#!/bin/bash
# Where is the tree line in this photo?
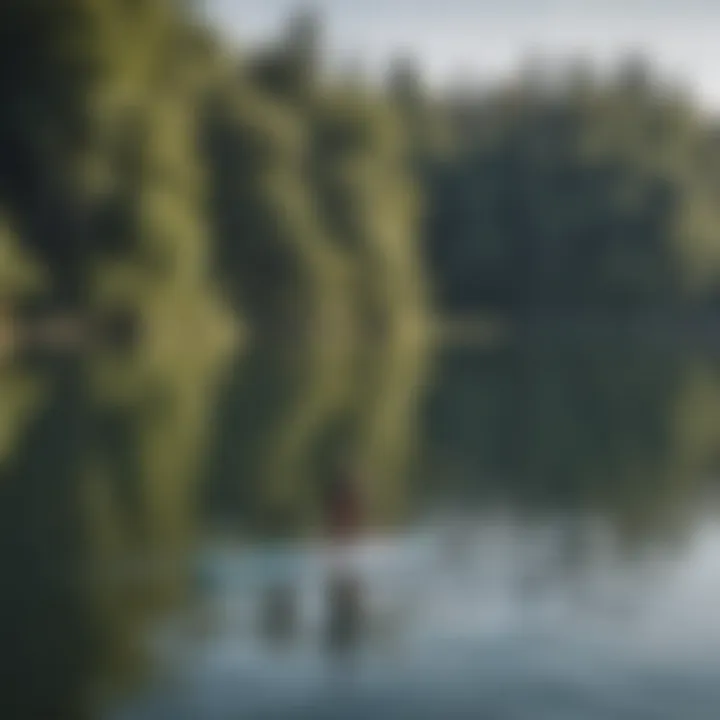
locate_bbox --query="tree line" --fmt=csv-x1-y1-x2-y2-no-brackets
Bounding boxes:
421,59,720,314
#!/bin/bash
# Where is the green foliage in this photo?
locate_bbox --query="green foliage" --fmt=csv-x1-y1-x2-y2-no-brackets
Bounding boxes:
426,69,720,311
308,87,430,520
0,0,430,569
423,339,720,542
6,8,720,715
0,213,44,303
0,364,44,468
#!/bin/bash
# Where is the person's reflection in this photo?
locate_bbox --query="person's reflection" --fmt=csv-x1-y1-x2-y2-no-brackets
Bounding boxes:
260,582,297,647
323,466,365,661
258,506,299,649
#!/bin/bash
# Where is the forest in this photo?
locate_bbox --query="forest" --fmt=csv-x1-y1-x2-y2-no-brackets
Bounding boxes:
4,3,720,717
4,3,720,333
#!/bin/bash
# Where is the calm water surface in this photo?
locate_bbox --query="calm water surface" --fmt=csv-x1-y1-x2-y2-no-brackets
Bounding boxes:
3,336,720,719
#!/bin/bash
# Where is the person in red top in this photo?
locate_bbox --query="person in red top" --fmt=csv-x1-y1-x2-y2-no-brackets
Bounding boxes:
324,465,364,542
322,463,366,659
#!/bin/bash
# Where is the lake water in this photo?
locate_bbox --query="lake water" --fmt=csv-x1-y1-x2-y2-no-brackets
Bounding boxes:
2,334,720,719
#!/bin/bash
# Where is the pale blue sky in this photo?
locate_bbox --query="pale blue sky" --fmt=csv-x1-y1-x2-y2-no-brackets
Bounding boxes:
203,1,720,107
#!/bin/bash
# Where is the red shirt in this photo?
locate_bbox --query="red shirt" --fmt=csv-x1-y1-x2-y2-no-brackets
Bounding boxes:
326,483,363,540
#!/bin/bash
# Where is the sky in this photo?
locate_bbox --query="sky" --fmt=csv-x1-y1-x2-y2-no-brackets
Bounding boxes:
203,0,720,108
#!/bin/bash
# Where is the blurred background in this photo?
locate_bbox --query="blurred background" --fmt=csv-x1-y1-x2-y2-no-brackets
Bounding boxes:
2,1,720,718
